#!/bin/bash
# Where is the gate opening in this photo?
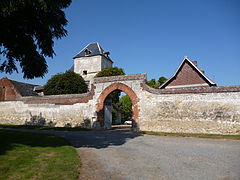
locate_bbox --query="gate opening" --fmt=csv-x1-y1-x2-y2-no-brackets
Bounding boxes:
104,90,133,129
96,83,139,130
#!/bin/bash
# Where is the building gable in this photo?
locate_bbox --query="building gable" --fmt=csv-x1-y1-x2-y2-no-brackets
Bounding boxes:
160,57,216,89
73,42,112,62
0,77,39,101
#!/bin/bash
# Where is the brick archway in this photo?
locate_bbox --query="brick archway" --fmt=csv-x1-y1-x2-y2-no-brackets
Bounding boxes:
96,83,139,128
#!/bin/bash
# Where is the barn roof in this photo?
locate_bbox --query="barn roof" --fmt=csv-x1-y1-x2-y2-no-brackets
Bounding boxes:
160,56,216,89
9,79,39,96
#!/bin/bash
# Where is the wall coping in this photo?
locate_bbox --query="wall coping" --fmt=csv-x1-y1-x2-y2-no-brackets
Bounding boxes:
19,91,93,101
141,82,240,94
93,73,147,84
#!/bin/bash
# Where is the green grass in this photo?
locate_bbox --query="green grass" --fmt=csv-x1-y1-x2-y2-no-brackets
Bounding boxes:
142,131,240,140
0,124,90,131
0,130,80,180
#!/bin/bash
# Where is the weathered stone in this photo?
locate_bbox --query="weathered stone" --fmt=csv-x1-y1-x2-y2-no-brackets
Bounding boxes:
0,74,240,134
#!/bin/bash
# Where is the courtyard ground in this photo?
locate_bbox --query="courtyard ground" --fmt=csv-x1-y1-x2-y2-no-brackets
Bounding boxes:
2,127,240,180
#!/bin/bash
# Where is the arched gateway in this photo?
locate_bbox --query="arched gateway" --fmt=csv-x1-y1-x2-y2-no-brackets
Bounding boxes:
1,42,239,134
96,83,139,129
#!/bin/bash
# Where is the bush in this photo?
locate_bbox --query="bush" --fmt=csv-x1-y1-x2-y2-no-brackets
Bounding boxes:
44,71,88,95
95,67,125,77
117,95,132,122
147,76,168,89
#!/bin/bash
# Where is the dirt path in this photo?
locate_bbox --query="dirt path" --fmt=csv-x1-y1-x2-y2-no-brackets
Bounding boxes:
55,128,240,180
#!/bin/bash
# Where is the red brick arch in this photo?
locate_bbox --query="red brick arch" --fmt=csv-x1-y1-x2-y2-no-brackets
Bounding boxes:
96,83,139,128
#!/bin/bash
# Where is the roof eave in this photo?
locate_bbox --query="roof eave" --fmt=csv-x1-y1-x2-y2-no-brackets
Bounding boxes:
160,56,216,89
73,54,113,63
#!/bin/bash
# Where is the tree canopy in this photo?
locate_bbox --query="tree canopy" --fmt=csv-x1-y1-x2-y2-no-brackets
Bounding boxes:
147,76,168,88
0,0,72,79
117,95,132,121
95,67,125,77
43,71,87,95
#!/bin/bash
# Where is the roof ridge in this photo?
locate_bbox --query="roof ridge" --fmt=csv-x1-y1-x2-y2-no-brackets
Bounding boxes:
184,57,216,85
9,79,39,86
73,42,112,61
160,56,216,89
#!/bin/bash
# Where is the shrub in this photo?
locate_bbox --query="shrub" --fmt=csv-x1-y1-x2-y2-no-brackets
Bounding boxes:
44,71,88,95
117,95,132,122
95,67,125,77
147,76,168,89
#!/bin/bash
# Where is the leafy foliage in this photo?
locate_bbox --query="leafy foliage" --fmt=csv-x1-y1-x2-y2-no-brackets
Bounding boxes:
158,76,168,85
117,95,132,122
95,67,125,77
0,0,72,79
44,71,87,95
147,79,158,88
107,93,133,123
147,76,168,88
106,90,121,104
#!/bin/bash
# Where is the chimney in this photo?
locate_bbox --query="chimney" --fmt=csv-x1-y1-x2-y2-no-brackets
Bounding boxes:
192,61,197,66
200,69,205,74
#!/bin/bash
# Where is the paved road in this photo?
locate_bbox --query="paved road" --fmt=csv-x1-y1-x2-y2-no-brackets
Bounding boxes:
4,127,240,180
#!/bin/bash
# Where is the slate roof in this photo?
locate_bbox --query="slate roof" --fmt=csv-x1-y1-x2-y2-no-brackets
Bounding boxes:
160,56,216,89
73,42,112,62
69,64,74,72
10,79,39,96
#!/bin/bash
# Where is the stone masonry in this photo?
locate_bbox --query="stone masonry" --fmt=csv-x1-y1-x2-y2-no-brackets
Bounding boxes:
0,74,240,134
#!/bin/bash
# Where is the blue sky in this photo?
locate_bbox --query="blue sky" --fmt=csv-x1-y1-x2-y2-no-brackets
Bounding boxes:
1,0,240,86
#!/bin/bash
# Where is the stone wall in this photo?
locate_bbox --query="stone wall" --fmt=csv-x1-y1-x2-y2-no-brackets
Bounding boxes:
138,90,240,134
20,91,94,105
0,100,96,128
0,73,240,134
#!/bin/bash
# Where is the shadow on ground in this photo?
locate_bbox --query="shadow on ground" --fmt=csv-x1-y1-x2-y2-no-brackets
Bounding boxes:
57,126,143,149
0,129,70,155
0,126,142,151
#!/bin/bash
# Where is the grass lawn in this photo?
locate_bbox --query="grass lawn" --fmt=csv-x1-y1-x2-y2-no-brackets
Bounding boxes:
0,124,90,131
0,130,80,180
142,131,240,140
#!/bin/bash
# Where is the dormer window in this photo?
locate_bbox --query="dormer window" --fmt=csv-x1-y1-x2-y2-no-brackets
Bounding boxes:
84,49,91,56
83,70,87,75
103,51,110,57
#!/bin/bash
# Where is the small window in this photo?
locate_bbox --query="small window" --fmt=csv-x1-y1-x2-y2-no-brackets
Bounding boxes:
83,70,87,75
84,49,91,56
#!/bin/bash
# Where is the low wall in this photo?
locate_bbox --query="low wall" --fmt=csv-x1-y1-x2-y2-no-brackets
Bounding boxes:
0,101,96,128
20,91,94,105
138,86,240,134
0,75,240,134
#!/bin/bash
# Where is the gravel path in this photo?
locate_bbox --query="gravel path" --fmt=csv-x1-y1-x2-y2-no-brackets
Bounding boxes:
3,127,240,180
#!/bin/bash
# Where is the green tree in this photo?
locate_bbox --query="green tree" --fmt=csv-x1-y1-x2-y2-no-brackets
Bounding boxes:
117,95,132,122
95,67,125,77
43,71,87,95
147,76,168,88
147,79,157,88
0,0,72,79
158,76,168,86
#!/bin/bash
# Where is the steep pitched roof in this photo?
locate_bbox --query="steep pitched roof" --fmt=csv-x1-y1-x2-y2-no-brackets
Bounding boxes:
160,56,216,89
9,79,39,96
73,42,112,62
